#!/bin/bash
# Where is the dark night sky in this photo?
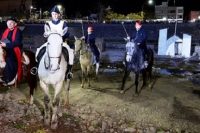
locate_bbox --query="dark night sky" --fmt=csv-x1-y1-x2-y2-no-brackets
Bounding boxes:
35,0,200,18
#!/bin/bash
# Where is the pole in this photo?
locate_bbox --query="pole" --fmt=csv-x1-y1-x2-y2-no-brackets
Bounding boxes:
81,20,85,36
174,0,177,35
141,5,144,20
121,22,129,37
39,8,42,19
29,8,31,18
174,11,177,35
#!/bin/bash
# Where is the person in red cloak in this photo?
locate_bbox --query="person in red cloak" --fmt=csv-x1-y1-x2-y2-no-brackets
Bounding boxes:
0,17,23,85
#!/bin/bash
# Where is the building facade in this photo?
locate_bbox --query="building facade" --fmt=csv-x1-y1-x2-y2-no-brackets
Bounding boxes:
189,11,200,22
0,0,32,17
155,2,184,21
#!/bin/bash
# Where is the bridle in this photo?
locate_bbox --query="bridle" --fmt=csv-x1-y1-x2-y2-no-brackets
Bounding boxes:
126,42,136,59
46,33,63,71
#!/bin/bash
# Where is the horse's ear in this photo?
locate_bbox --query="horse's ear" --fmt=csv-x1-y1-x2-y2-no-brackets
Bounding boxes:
74,36,78,40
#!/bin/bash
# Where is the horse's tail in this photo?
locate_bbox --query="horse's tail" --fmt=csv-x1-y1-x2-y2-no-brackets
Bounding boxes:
147,48,154,67
146,48,154,80
24,50,38,95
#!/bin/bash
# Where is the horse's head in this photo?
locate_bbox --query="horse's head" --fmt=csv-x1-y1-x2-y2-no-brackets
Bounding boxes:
74,36,84,55
125,41,136,62
46,33,63,72
0,46,6,69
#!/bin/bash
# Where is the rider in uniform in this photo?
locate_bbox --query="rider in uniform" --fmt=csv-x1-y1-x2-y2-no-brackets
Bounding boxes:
0,17,23,84
129,20,148,67
84,26,100,67
35,5,74,79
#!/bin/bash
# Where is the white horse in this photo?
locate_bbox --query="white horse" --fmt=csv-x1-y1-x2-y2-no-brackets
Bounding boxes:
74,37,100,88
37,27,69,129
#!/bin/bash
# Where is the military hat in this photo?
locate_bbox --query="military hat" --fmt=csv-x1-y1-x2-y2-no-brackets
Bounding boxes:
50,5,60,14
6,17,17,23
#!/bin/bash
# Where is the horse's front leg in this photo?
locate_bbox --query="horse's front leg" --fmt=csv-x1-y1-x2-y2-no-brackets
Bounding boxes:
51,82,63,129
64,79,70,108
120,66,130,93
40,81,51,126
81,66,86,88
87,66,92,88
135,72,139,95
44,95,51,126
95,62,100,79
142,70,147,88
28,70,37,105
81,71,84,88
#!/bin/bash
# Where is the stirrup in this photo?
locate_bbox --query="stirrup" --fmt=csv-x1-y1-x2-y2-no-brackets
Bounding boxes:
30,67,38,75
65,72,73,80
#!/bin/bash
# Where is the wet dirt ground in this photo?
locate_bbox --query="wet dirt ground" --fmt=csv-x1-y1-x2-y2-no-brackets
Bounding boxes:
0,66,200,133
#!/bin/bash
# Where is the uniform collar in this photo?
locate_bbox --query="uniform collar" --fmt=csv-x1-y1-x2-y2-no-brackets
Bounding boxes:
52,19,60,25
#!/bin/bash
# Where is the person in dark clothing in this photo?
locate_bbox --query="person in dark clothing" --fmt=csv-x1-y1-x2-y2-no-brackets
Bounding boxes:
0,17,23,85
129,20,148,67
84,26,100,65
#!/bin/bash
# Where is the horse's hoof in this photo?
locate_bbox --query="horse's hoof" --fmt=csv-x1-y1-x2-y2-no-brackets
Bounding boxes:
44,118,50,126
64,104,70,109
51,121,58,129
120,90,125,94
94,77,98,81
29,96,34,105
133,92,139,97
148,84,151,88
142,85,146,89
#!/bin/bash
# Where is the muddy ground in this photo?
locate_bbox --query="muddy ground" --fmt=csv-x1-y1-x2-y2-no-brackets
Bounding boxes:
0,65,200,133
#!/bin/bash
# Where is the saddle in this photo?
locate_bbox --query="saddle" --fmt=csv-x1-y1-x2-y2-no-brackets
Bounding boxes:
37,46,69,64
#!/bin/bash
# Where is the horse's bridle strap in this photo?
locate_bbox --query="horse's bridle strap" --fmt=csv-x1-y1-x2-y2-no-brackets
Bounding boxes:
126,53,133,56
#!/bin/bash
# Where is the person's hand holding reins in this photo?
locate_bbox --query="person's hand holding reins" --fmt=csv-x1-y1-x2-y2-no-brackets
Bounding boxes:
0,42,6,47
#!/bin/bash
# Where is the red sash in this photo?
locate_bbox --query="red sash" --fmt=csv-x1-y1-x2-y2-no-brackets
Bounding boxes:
1,27,22,82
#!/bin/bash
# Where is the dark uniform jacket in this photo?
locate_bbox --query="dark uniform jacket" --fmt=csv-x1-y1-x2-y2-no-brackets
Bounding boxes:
85,33,100,58
131,26,148,60
131,26,147,50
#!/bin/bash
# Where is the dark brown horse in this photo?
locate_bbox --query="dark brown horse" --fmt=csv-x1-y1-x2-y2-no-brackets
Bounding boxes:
121,41,154,95
0,47,37,104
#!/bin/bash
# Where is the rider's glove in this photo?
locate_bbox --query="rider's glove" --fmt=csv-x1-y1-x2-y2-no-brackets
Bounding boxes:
43,32,50,38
